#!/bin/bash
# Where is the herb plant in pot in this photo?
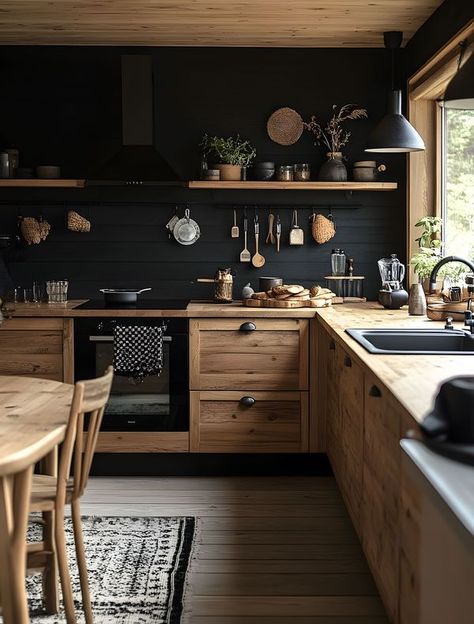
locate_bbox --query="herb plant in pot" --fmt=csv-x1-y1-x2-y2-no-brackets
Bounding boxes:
304,104,368,182
410,216,468,295
201,134,256,181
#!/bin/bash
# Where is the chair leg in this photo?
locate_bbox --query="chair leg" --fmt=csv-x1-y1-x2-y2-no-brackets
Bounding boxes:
71,499,94,624
55,506,77,624
42,510,59,614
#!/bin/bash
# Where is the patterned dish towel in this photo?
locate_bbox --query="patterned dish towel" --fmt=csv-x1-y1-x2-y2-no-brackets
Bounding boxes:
113,324,165,381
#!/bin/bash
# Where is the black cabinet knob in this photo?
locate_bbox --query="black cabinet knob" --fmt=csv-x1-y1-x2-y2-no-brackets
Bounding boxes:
239,322,256,332
344,356,352,368
240,396,256,407
369,385,382,398
329,340,336,351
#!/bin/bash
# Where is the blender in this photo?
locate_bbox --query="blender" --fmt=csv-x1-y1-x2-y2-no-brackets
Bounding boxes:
378,254,409,309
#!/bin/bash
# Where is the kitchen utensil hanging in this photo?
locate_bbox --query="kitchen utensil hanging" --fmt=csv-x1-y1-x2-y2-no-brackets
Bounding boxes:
289,209,304,246
266,212,275,245
251,214,265,267
311,210,336,244
173,207,200,245
231,209,239,238
276,214,281,252
240,211,251,263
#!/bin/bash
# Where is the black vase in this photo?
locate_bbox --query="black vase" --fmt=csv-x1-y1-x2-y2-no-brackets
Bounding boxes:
318,152,347,182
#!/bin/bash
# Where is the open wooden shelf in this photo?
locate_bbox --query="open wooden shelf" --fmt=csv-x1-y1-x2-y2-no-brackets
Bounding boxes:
187,180,398,191
0,179,85,188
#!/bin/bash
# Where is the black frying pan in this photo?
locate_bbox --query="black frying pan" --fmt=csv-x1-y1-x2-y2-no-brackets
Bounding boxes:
100,288,151,304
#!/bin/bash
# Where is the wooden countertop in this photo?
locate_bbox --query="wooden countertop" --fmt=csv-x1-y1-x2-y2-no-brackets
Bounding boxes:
316,302,474,424
9,300,318,318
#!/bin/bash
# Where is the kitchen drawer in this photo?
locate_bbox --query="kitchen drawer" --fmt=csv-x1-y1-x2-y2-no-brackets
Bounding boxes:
190,390,309,453
190,318,309,390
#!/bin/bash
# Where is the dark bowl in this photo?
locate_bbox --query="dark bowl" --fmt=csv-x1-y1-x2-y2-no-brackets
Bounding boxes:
254,169,275,181
254,161,275,169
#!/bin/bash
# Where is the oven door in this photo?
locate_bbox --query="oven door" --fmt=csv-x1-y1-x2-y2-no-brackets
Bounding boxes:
89,333,187,431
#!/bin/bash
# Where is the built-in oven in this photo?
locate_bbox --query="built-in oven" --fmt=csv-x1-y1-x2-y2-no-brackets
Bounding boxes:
74,317,188,431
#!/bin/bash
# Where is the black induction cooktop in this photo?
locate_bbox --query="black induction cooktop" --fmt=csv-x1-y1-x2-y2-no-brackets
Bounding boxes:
75,299,190,310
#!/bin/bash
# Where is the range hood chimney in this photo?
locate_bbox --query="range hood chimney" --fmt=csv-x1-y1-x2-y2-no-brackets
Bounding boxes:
88,55,181,185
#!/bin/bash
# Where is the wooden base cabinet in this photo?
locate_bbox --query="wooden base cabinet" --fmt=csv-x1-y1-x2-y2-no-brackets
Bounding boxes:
0,318,73,382
322,331,364,537
190,318,309,453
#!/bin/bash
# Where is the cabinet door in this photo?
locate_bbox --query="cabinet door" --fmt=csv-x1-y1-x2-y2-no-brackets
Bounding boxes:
190,390,308,453
338,349,364,536
0,323,64,380
190,319,308,391
325,336,342,470
362,374,400,623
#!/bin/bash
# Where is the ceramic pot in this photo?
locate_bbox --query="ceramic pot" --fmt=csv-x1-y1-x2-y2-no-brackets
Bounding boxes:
216,164,242,181
259,277,283,291
318,152,347,182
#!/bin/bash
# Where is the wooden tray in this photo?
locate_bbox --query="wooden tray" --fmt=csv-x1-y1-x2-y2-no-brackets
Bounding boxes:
243,298,332,309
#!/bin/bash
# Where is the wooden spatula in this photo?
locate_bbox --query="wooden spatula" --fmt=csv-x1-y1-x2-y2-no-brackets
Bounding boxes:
252,216,266,268
231,209,239,238
240,215,251,263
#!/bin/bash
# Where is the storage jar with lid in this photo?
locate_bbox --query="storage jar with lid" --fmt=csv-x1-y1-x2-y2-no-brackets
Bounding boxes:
276,165,294,182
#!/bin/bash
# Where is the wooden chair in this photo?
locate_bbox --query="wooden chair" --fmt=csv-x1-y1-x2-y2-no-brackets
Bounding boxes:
27,366,113,624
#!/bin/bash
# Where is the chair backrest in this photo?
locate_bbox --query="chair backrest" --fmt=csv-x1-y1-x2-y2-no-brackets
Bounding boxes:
56,366,113,503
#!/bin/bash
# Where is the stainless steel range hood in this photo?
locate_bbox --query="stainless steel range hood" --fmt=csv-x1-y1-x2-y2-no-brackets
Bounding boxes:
87,55,182,186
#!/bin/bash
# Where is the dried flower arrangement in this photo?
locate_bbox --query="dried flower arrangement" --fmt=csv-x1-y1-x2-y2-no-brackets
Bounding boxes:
304,104,368,153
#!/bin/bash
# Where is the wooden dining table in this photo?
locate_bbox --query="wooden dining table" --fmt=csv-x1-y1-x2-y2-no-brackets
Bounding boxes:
0,376,73,624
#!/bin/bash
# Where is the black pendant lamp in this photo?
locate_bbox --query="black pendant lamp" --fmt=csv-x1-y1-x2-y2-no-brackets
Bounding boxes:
366,31,425,153
444,41,474,110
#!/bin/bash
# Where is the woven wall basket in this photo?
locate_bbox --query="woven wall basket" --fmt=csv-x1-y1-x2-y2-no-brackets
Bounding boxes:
267,107,304,146
20,217,51,245
312,214,336,244
67,210,91,233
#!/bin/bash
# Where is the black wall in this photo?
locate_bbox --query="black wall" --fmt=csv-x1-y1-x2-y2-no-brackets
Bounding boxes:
0,47,407,301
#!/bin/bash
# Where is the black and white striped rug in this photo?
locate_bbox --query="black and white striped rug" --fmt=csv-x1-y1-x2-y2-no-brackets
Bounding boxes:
27,516,195,623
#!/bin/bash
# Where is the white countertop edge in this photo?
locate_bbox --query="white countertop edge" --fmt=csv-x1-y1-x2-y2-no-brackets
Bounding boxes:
401,439,474,537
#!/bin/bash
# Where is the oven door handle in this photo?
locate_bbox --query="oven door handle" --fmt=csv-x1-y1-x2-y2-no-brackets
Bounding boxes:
89,335,173,342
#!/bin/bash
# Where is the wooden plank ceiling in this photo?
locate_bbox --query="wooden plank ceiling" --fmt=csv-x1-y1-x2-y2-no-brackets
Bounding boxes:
0,1,443,47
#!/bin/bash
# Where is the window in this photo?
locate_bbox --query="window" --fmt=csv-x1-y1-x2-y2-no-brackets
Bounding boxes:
442,107,474,259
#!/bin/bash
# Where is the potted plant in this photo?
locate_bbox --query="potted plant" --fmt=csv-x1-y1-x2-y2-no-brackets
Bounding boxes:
410,216,468,293
304,104,368,181
201,134,256,181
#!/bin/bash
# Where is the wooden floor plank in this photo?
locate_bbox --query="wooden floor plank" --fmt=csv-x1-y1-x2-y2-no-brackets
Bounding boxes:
187,596,386,617
81,475,388,622
189,572,378,596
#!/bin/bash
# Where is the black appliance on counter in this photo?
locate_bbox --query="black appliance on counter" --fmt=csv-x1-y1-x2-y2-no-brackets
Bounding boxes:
74,310,189,432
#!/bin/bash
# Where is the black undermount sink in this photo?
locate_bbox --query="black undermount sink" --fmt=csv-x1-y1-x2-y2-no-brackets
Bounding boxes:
346,328,474,355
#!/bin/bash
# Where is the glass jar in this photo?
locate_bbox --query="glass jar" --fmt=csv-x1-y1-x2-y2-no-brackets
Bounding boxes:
276,165,294,182
294,163,310,181
331,249,346,276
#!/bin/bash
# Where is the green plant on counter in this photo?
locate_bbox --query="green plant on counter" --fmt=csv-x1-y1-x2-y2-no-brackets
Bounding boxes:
200,134,256,166
410,216,468,282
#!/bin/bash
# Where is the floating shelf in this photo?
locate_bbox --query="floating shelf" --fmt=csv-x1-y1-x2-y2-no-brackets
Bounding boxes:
0,179,85,188
187,181,398,191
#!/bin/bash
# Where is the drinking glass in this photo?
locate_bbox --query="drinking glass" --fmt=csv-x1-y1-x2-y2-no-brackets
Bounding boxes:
32,281,45,303
23,288,33,303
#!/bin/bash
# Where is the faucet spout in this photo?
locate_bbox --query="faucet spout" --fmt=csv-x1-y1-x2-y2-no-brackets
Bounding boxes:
429,255,474,293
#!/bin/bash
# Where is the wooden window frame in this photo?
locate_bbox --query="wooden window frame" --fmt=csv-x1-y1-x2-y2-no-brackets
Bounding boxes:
407,19,474,283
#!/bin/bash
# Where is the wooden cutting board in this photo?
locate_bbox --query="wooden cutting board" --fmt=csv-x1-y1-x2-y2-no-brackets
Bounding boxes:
243,298,332,309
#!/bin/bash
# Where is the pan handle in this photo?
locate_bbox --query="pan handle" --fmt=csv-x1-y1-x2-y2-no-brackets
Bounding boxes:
137,288,152,294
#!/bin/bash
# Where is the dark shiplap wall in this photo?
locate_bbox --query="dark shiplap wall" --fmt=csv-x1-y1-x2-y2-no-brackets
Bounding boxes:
0,47,406,300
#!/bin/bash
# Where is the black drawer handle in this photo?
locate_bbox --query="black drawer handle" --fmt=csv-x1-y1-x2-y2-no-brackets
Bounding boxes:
329,340,336,351
344,356,352,368
369,385,382,398
239,322,256,332
240,396,256,407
